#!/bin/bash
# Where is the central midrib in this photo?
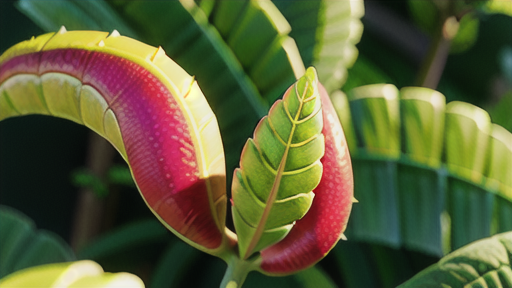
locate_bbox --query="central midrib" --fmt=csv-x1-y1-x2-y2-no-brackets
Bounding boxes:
243,81,309,259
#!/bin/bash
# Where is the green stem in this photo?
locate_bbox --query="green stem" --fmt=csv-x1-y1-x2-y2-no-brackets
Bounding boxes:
415,17,454,90
219,254,258,288
415,0,468,91
70,131,116,251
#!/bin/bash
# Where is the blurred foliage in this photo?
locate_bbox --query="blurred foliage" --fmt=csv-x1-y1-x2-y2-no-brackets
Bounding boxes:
0,259,144,288
1,0,511,287
0,206,75,279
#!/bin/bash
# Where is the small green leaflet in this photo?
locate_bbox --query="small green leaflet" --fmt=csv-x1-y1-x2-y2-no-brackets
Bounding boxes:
232,67,325,259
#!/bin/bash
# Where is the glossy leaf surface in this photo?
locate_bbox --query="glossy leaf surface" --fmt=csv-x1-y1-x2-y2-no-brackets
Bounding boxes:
259,82,354,275
0,29,228,255
274,0,364,93
335,84,512,257
232,67,324,259
398,232,512,288
0,260,144,288
15,0,361,183
103,0,305,174
347,84,402,248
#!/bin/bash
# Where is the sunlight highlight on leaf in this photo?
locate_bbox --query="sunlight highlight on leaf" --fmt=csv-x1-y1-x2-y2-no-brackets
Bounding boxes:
232,67,324,259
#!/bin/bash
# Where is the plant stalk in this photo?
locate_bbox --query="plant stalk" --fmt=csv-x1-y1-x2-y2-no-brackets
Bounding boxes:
70,131,116,251
220,254,258,288
415,16,458,89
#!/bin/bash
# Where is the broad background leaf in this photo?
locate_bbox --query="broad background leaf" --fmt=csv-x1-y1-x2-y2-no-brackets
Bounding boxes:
5,0,510,287
398,231,512,287
337,84,512,257
0,205,75,278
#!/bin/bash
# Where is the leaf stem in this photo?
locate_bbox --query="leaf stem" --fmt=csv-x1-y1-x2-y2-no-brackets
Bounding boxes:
70,131,116,250
220,254,259,288
415,8,461,90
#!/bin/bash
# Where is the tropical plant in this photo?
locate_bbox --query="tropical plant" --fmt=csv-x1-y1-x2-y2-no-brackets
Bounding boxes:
399,231,512,287
0,0,511,287
0,26,354,286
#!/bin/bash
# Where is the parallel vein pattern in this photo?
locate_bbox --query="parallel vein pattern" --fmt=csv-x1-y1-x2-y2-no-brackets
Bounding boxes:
232,68,324,259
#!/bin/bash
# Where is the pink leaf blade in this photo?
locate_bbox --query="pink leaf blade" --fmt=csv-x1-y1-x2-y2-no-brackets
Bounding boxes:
0,30,229,255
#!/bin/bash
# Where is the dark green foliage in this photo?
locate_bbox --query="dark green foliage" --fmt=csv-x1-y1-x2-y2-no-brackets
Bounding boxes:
1,0,511,287
399,232,512,288
0,205,75,278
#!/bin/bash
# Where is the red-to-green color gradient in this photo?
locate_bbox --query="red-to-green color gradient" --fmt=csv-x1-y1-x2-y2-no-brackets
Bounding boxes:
0,29,354,278
0,29,228,254
259,83,354,275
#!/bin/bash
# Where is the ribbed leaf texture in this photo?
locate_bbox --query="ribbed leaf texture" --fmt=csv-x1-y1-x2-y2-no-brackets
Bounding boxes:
232,67,324,259
15,0,309,188
332,84,512,257
398,232,512,288
103,0,305,174
0,29,228,254
259,82,354,276
274,0,365,93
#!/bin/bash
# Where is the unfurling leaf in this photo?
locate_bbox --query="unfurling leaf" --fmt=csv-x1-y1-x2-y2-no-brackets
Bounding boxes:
232,67,325,259
0,29,229,256
259,82,354,275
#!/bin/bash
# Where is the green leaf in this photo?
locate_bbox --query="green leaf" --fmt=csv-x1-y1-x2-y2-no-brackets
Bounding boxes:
338,84,512,257
342,54,394,93
486,124,512,234
450,13,479,54
488,91,512,132
107,164,135,188
496,196,512,233
333,242,380,288
398,163,446,256
398,232,512,288
211,0,301,100
330,90,358,153
400,87,446,167
398,89,447,253
275,0,364,92
445,101,491,182
71,168,109,198
408,1,481,54
232,67,324,259
481,0,512,16
150,241,201,288
407,0,439,36
0,260,144,288
348,84,401,158
349,158,401,247
345,84,402,247
0,205,75,278
398,89,447,254
448,177,495,250
16,0,137,37
78,218,169,260
105,0,305,174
